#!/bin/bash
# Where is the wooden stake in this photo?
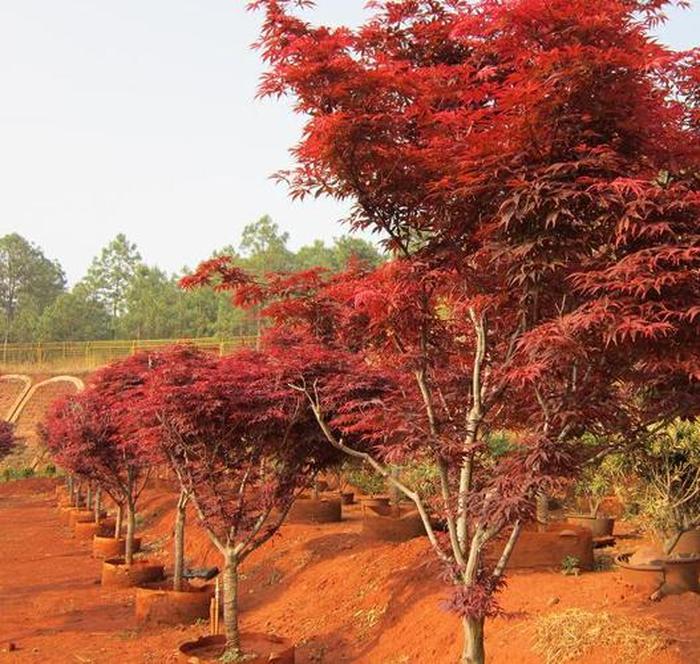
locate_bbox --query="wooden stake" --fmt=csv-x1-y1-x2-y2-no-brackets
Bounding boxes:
209,597,215,635
214,577,220,635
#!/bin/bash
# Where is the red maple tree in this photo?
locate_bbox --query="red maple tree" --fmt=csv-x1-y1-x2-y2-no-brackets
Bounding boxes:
239,2,700,662
140,345,339,658
135,345,221,592
0,420,18,461
43,355,161,565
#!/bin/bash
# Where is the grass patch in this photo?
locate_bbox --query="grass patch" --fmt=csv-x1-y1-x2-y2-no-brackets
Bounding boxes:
532,609,669,664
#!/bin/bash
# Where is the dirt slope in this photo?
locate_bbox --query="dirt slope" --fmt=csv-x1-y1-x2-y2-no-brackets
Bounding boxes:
0,479,698,664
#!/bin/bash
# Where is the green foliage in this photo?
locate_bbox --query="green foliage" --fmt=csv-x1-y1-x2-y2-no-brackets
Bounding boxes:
80,233,143,323
1,466,36,482
402,460,441,498
38,290,111,341
485,431,517,457
296,236,384,271
574,454,624,516
240,215,296,274
2,220,383,344
346,465,386,496
622,419,700,550
0,233,66,343
561,555,581,576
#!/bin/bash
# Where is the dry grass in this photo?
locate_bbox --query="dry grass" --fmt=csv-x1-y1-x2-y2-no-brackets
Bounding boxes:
531,608,669,664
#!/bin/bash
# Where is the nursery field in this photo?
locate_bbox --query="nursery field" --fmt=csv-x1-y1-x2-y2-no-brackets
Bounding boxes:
2,1,699,663
0,478,698,664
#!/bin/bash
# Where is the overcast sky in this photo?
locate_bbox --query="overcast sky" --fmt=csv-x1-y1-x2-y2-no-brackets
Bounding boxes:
2,1,698,284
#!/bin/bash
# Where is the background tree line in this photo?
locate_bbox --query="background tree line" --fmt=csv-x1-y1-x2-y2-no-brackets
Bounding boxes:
0,215,383,343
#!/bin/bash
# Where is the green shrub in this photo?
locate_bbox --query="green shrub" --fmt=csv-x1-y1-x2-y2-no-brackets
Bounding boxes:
346,465,385,495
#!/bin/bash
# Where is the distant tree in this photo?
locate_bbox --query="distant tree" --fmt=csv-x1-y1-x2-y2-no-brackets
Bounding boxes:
117,266,181,340
239,215,296,273
38,289,111,342
294,239,334,271
81,234,142,329
329,236,384,269
0,233,66,346
296,236,384,271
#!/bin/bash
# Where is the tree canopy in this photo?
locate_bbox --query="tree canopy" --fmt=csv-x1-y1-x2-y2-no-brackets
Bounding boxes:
1,221,383,344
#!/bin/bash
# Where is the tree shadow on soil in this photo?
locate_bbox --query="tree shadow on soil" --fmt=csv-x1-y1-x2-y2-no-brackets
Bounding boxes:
239,531,369,614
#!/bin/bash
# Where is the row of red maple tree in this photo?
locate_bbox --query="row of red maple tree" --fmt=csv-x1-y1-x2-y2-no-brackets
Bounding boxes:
39,0,699,662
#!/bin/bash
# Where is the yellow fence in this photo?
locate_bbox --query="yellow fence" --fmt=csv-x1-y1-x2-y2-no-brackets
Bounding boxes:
0,337,258,373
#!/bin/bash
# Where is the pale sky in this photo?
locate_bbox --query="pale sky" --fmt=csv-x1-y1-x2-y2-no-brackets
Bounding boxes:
1,1,698,284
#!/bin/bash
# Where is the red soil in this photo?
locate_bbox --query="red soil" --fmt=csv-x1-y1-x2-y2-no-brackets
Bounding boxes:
14,381,80,448
0,478,698,664
0,376,27,420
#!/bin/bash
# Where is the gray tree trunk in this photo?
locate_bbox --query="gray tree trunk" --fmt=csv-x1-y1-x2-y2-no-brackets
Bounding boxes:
173,491,187,592
125,498,136,566
222,548,242,657
461,616,485,664
94,487,101,524
114,503,123,540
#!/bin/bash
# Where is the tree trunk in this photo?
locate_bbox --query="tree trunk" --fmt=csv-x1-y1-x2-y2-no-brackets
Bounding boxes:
173,491,187,592
125,498,136,566
94,487,101,524
222,549,242,658
114,503,123,540
461,616,485,664
86,484,92,510
389,465,401,512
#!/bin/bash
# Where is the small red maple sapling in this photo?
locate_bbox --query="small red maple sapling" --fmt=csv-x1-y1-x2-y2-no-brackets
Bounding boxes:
137,345,221,593
43,354,160,566
0,420,18,462
143,346,337,658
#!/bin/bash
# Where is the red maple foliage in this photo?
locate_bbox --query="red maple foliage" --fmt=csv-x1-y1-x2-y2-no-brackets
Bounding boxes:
139,344,340,657
43,354,162,565
242,2,699,662
130,345,222,592
0,420,18,461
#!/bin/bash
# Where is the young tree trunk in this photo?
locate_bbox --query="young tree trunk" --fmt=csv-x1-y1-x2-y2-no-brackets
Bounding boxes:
173,490,188,592
125,498,136,566
86,484,92,510
67,475,73,493
114,503,123,540
389,465,401,512
222,548,242,657
94,487,101,524
461,616,485,664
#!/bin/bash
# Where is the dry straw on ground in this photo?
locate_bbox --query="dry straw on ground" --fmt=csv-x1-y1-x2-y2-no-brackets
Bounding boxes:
531,608,669,664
